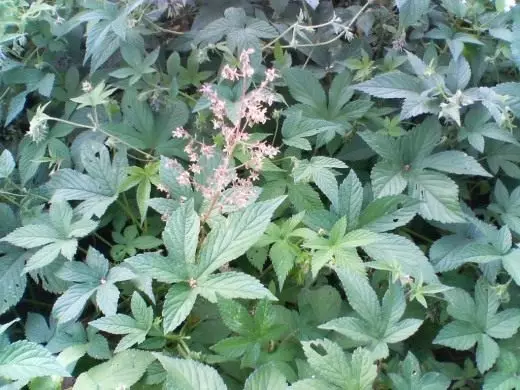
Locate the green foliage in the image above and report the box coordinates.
[1,0,520,388]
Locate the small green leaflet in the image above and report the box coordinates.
[255,212,305,289]
[483,350,520,390]
[489,180,520,236]
[212,298,287,368]
[396,0,431,28]
[110,224,162,261]
[0,250,28,315]
[52,247,135,323]
[389,352,451,390]
[196,196,286,278]
[0,149,15,178]
[46,142,127,218]
[119,160,160,224]
[300,218,381,278]
[320,270,423,360]
[89,292,153,353]
[434,279,520,373]
[1,201,98,272]
[109,45,158,85]
[292,157,347,207]
[459,106,519,153]
[294,339,377,390]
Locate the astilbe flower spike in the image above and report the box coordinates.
[166,49,280,217]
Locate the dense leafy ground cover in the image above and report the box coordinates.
[1,0,520,388]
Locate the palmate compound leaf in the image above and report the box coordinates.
[53,247,134,323]
[153,354,227,390]
[0,340,69,381]
[388,351,451,390]
[360,117,489,223]
[292,157,348,207]
[295,339,377,390]
[46,141,127,218]
[126,198,284,332]
[434,279,520,373]
[319,270,423,360]
[0,201,98,272]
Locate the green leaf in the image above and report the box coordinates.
[396,0,431,27]
[282,68,326,110]
[389,352,450,390]
[89,293,152,353]
[73,350,154,389]
[333,170,363,230]
[125,252,187,283]
[1,202,97,272]
[163,199,199,264]
[199,271,276,302]
[355,71,425,99]
[434,280,520,373]
[47,143,127,218]
[53,248,133,323]
[358,195,420,232]
[410,171,464,223]
[420,151,491,177]
[244,364,288,390]
[197,197,285,278]
[0,150,15,178]
[0,340,69,381]
[321,271,423,359]
[195,7,277,53]
[0,251,27,315]
[163,284,198,332]
[154,354,227,390]
[302,339,377,390]
[371,161,407,198]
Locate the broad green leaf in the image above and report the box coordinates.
[154,354,227,390]
[333,170,363,230]
[0,340,69,381]
[197,197,285,278]
[47,143,127,218]
[0,251,27,315]
[282,68,327,110]
[0,150,15,178]
[355,71,425,99]
[358,195,420,232]
[321,271,423,359]
[198,271,276,302]
[163,284,198,332]
[389,352,450,390]
[163,199,199,264]
[410,171,464,223]
[396,0,431,27]
[73,350,154,389]
[420,151,491,177]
